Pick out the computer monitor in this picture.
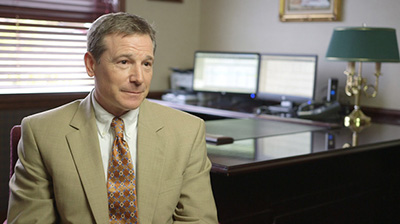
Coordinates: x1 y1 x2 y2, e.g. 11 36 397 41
257 53 318 104
192 51 260 97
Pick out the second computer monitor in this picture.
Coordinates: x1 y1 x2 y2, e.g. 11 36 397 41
257 53 318 104
192 51 260 96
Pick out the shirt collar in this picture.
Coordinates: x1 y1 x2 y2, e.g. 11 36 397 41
91 91 139 139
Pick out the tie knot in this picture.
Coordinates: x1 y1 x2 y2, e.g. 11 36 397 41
111 117 124 138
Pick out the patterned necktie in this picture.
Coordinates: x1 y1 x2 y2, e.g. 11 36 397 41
107 117 139 223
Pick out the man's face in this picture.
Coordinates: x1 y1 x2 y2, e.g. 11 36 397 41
85 33 154 117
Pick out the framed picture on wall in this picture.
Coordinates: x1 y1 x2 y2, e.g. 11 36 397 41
279 0 341 22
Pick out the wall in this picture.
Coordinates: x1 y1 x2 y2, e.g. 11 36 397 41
198 0 400 110
125 0 400 110
126 0 400 110
125 0 201 91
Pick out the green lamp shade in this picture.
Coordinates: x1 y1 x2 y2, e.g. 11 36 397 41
326 27 400 62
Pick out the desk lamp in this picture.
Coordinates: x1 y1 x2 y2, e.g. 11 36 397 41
326 26 400 131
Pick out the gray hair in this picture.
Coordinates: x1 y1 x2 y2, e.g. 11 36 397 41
87 12 157 63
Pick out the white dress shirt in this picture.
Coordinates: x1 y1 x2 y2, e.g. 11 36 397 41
91 93 139 181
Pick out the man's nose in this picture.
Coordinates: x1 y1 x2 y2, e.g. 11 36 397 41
129 64 144 84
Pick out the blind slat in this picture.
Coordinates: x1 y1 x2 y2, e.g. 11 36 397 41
0 47 86 53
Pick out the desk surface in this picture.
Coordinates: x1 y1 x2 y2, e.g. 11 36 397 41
207 122 400 175
205 118 327 140
150 99 339 128
149 99 400 176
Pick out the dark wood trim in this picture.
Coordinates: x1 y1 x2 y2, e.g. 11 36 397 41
120 0 126 12
0 91 165 111
362 106 400 125
146 91 164 100
0 92 88 111
2 91 400 124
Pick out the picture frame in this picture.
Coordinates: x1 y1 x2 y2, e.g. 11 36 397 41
279 0 341 22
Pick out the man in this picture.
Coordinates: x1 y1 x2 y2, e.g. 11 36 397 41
7 12 218 223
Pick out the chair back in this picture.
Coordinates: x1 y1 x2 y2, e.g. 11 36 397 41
9 125 21 179
4 125 21 224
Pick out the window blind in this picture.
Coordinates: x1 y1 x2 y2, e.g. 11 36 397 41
0 0 123 94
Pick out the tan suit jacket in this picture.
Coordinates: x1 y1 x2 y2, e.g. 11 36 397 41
7 94 218 223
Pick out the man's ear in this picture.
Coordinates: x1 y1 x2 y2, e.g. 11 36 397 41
84 52 96 77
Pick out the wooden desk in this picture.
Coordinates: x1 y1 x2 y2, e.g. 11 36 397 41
208 123 400 223
150 99 400 223
206 122 400 175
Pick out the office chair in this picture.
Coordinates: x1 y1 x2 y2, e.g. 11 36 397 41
4 125 21 224
9 125 21 180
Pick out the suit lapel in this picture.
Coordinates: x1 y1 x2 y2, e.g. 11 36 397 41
136 100 166 222
66 94 109 223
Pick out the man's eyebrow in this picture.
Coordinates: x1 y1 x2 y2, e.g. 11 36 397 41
116 54 132 59
115 54 154 61
145 55 155 62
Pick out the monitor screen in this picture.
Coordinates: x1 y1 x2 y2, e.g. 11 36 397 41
257 54 317 104
192 51 260 95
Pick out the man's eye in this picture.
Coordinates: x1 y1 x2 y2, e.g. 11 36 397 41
144 62 152 67
120 60 128 64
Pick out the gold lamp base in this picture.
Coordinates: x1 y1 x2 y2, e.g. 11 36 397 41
344 106 371 132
